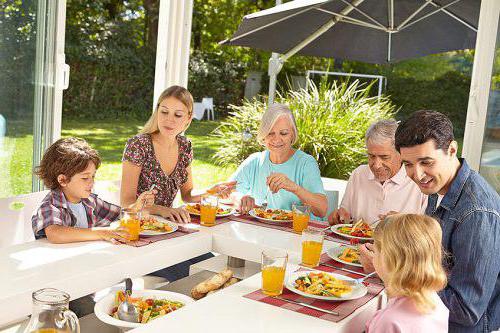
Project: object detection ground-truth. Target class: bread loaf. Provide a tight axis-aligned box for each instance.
[190,288,206,300]
[222,277,239,288]
[191,269,233,298]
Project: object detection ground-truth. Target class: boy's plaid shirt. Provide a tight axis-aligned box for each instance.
[32,189,121,239]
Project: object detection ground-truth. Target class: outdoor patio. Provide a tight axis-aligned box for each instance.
[0,1,499,333]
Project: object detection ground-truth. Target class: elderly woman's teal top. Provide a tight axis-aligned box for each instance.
[229,150,325,217]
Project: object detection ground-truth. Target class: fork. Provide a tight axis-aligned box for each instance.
[138,184,156,219]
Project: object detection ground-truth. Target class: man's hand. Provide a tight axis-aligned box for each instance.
[358,243,376,273]
[378,211,398,221]
[328,207,351,225]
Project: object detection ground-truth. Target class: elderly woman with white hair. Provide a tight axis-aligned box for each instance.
[229,103,328,218]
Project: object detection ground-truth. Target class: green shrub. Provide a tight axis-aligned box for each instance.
[387,71,470,136]
[212,79,396,180]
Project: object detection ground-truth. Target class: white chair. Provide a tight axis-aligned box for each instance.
[0,190,49,247]
[201,97,214,120]
[193,102,206,121]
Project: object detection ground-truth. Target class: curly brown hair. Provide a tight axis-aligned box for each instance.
[35,137,101,190]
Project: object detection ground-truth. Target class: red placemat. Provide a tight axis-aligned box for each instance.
[231,214,355,245]
[243,266,384,323]
[126,225,199,247]
[230,214,325,233]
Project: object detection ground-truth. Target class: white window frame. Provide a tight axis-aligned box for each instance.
[462,0,500,170]
[153,0,194,108]
[32,0,69,192]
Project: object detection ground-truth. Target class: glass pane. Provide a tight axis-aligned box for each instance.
[479,17,500,193]
[0,0,55,197]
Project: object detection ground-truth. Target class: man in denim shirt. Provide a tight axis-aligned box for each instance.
[395,110,500,333]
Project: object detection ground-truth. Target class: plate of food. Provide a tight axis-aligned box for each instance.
[330,220,374,241]
[248,208,293,223]
[285,270,367,301]
[184,203,235,218]
[327,246,362,267]
[94,289,193,329]
[139,216,178,236]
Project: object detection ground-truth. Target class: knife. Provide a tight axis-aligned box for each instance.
[272,296,339,316]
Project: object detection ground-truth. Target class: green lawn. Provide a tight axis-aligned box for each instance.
[0,118,236,198]
[0,117,465,198]
[61,118,237,191]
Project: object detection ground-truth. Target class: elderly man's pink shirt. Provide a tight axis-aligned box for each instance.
[340,165,427,223]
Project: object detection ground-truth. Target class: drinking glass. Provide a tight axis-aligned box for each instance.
[120,208,140,241]
[301,228,324,267]
[292,203,310,233]
[261,249,288,296]
[200,195,218,227]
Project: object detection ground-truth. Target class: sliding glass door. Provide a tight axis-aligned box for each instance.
[0,0,66,197]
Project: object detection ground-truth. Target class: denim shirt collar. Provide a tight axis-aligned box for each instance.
[436,158,470,211]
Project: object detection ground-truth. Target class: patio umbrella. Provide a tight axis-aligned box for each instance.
[220,0,480,102]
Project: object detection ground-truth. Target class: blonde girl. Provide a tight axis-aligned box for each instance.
[366,214,449,332]
[121,85,235,224]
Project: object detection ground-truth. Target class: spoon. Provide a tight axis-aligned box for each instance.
[117,278,139,323]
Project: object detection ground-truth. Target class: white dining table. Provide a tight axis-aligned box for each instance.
[0,219,383,332]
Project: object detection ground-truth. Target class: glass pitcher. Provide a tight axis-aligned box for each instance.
[24,288,80,333]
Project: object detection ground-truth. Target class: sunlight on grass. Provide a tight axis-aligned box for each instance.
[62,118,237,191]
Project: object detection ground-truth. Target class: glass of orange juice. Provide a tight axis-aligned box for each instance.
[261,249,288,296]
[292,203,310,233]
[200,195,218,227]
[301,228,324,267]
[120,208,140,241]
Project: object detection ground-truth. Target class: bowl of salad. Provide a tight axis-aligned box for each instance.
[94,289,193,330]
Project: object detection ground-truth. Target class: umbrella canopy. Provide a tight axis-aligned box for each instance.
[221,0,480,63]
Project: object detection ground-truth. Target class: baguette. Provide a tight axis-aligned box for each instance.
[191,269,233,296]
[222,277,239,288]
[190,288,206,300]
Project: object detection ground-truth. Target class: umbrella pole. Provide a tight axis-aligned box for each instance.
[268,0,283,105]
[268,54,282,105]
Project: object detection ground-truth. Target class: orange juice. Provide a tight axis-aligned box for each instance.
[302,240,323,267]
[200,204,217,226]
[292,212,309,233]
[262,266,286,296]
[31,329,70,333]
[120,217,140,241]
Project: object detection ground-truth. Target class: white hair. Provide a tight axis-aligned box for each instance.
[257,103,298,145]
[365,119,399,147]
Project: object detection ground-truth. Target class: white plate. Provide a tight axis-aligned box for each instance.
[330,224,373,241]
[327,246,363,268]
[139,216,178,236]
[285,270,367,301]
[248,209,292,223]
[184,204,236,218]
[94,289,193,330]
